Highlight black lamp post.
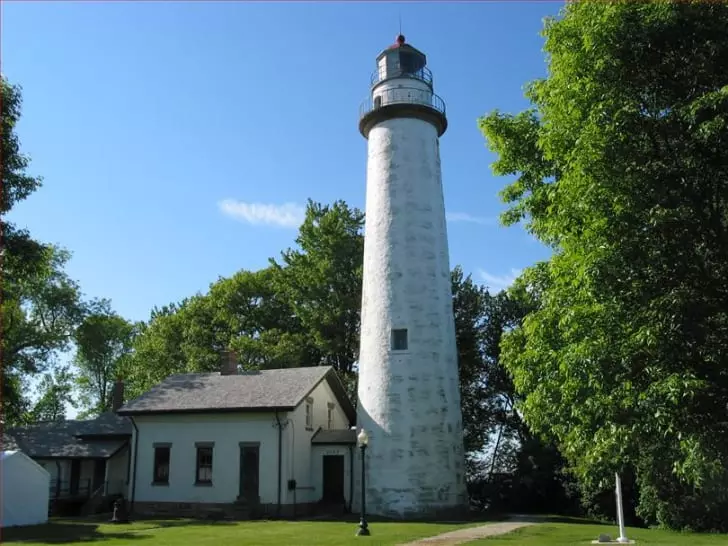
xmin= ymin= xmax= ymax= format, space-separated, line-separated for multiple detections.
xmin=356 ymin=428 xmax=370 ymax=537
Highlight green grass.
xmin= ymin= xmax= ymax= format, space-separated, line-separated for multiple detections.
xmin=469 ymin=522 xmax=728 ymax=545
xmin=0 ymin=518 xmax=483 ymax=545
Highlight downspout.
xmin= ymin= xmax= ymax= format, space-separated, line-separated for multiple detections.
xmin=129 ymin=417 xmax=140 ymax=512
xmin=348 ymin=443 xmax=354 ymax=514
xmin=275 ymin=410 xmax=283 ymax=519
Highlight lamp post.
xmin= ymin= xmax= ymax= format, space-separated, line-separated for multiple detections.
xmin=356 ymin=428 xmax=370 ymax=537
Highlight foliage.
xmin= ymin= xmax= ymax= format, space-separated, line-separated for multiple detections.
xmin=479 ymin=0 xmax=728 ymax=530
xmin=29 ymin=364 xmax=76 ymax=422
xmin=270 ymin=200 xmax=364 ymax=390
xmin=74 ymin=299 xmax=135 ymax=417
xmin=1 ymin=76 xmax=85 ymax=424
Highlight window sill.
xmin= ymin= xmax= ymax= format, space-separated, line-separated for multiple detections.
xmin=194 ymin=481 xmax=213 ymax=487
xmin=151 ymin=481 xmax=169 ymax=487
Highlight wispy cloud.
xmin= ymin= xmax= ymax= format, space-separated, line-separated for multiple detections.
xmin=446 ymin=212 xmax=496 ymax=225
xmin=218 ymin=199 xmax=305 ymax=228
xmin=477 ymin=268 xmax=522 ymax=291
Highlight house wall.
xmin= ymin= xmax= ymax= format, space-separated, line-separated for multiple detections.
xmin=282 ymin=379 xmax=353 ymax=507
xmin=106 ymin=446 xmax=129 ymax=496
xmin=36 ymin=459 xmax=66 ymax=494
xmin=79 ymin=460 xmax=96 ymax=492
xmin=34 ymin=458 xmax=97 ymax=496
xmin=130 ymin=412 xmax=281 ymax=507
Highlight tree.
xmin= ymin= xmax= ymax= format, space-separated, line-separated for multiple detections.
xmin=1 ymin=77 xmax=85 ymax=424
xmin=480 ymin=0 xmax=728 ymax=530
xmin=271 ymin=200 xmax=365 ymax=393
xmin=74 ymin=300 xmax=134 ymax=417
xmin=29 ymin=364 xmax=76 ymax=422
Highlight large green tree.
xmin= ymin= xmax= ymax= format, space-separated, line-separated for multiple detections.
xmin=1 ymin=77 xmax=85 ymax=424
xmin=74 ymin=299 xmax=135 ymax=417
xmin=480 ymin=0 xmax=728 ymax=530
xmin=271 ymin=200 xmax=364 ymax=379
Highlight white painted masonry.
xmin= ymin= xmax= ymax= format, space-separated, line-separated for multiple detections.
xmin=282 ymin=378 xmax=352 ymax=505
xmin=356 ymin=38 xmax=468 ymax=518
xmin=131 ymin=412 xmax=280 ymax=505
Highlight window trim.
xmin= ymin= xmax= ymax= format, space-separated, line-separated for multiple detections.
xmin=194 ymin=442 xmax=214 ymax=486
xmin=152 ymin=443 xmax=172 ymax=486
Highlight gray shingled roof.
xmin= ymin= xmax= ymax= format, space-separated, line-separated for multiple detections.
xmin=118 ymin=366 xmax=356 ymax=424
xmin=74 ymin=411 xmax=132 ymax=437
xmin=311 ymin=427 xmax=357 ymax=445
xmin=120 ymin=366 xmax=329 ymax=413
xmin=5 ymin=420 xmax=128 ymax=459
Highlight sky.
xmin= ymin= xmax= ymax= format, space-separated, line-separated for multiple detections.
xmin=3 ymin=1 xmax=560 ymax=328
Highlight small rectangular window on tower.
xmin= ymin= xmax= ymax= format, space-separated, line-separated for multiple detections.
xmin=391 ymin=329 xmax=408 ymax=351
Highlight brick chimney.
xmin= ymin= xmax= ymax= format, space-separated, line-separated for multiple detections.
xmin=112 ymin=379 xmax=125 ymax=412
xmin=220 ymin=349 xmax=238 ymax=376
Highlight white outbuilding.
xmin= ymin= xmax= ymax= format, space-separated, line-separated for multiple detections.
xmin=1 ymin=450 xmax=50 ymax=527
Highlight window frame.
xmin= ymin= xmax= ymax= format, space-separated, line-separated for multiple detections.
xmin=327 ymin=402 xmax=335 ymax=430
xmin=194 ymin=442 xmax=214 ymax=486
xmin=391 ymin=328 xmax=409 ymax=351
xmin=305 ymin=397 xmax=314 ymax=431
xmin=152 ymin=443 xmax=171 ymax=486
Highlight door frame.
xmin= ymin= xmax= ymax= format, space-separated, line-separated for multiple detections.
xmin=321 ymin=454 xmax=346 ymax=503
xmin=238 ymin=442 xmax=261 ymax=503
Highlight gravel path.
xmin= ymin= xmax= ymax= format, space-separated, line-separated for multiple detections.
xmin=399 ymin=520 xmax=536 ymax=545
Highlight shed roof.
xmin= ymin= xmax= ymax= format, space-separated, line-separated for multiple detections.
xmin=4 ymin=420 xmax=128 ymax=459
xmin=311 ymin=428 xmax=357 ymax=445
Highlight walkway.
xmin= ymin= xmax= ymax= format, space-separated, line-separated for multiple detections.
xmin=400 ymin=519 xmax=536 ymax=545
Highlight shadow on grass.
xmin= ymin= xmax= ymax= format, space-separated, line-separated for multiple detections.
xmin=1 ymin=518 xmax=235 ymax=544
xmin=505 ymin=513 xmax=608 ymax=526
xmin=292 ymin=511 xmax=511 ymax=524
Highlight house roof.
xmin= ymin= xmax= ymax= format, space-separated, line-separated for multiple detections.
xmin=4 ymin=420 xmax=128 ymax=459
xmin=74 ymin=411 xmax=132 ymax=437
xmin=117 ymin=365 xmax=357 ymax=424
xmin=311 ymin=427 xmax=357 ymax=445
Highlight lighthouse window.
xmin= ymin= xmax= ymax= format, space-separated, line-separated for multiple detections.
xmin=391 ymin=329 xmax=408 ymax=351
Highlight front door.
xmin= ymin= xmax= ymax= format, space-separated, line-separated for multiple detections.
xmin=322 ymin=455 xmax=345 ymax=503
xmin=239 ymin=444 xmax=260 ymax=502
xmin=92 ymin=459 xmax=107 ymax=492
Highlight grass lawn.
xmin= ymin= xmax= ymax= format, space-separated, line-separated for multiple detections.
xmin=1 ymin=518 xmax=483 ymax=545
xmin=470 ymin=522 xmax=728 ymax=545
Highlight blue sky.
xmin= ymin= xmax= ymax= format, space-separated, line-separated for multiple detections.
xmin=4 ymin=1 xmax=558 ymax=326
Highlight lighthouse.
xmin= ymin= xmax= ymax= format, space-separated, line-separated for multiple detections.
xmin=355 ymin=35 xmax=468 ymax=519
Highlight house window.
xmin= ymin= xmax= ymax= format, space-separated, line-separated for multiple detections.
xmin=327 ymin=403 xmax=335 ymax=429
xmin=153 ymin=444 xmax=171 ymax=485
xmin=391 ymin=328 xmax=408 ymax=351
xmin=305 ymin=398 xmax=313 ymax=430
xmin=195 ymin=443 xmax=214 ymax=485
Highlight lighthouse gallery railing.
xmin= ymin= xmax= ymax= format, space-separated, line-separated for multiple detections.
xmin=359 ymin=87 xmax=446 ymax=120
xmin=370 ymin=65 xmax=433 ymax=87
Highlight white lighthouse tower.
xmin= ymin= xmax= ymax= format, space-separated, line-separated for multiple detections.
xmin=355 ymin=35 xmax=468 ymax=519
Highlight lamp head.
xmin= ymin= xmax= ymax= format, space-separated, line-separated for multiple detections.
xmin=357 ymin=428 xmax=369 ymax=447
